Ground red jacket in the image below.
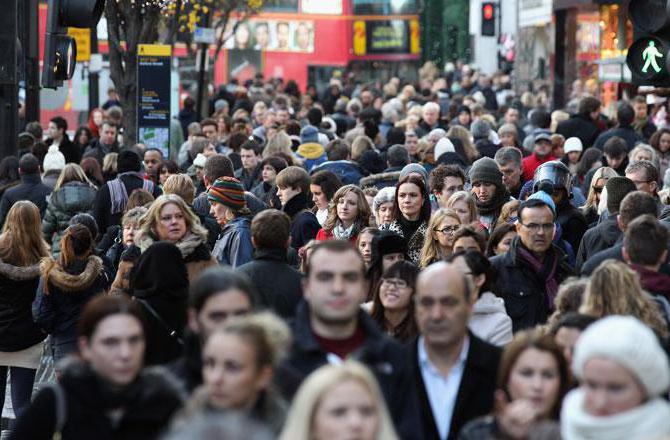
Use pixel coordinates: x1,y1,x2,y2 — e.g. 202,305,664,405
316,228,358,242
522,153,556,182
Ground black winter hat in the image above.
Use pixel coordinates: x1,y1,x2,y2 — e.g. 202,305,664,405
117,149,142,173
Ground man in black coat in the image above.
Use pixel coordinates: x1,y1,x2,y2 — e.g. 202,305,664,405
556,96,603,148
593,103,643,151
47,116,81,164
0,154,51,227
280,241,422,439
491,199,573,331
576,176,636,271
238,210,302,320
276,166,320,251
83,121,120,166
93,150,162,233
410,261,501,440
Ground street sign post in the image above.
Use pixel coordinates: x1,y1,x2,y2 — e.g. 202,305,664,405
137,44,172,158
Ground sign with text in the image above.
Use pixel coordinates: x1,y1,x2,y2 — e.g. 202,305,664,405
352,20,419,55
68,28,91,61
137,44,171,158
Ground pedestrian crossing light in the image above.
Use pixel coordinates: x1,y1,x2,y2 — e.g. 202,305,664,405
42,0,105,89
626,0,670,86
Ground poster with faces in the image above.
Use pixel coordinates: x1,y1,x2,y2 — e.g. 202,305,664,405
225,20,314,53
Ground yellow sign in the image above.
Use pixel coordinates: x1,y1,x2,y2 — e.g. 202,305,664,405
410,19,420,55
68,28,90,62
138,44,172,57
353,21,366,55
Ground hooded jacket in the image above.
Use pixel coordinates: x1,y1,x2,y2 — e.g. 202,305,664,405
469,292,513,347
32,256,108,348
0,258,45,352
42,182,97,257
295,143,327,172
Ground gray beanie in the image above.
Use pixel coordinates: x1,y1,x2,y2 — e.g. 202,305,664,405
468,157,503,188
399,163,429,184
471,120,492,140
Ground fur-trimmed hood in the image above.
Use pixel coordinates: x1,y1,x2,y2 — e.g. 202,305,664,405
40,255,104,292
135,229,208,260
0,258,41,282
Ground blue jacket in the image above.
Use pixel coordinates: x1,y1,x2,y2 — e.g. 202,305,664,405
212,216,254,268
310,160,367,185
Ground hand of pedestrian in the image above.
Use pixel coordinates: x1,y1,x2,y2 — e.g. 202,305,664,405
494,390,541,440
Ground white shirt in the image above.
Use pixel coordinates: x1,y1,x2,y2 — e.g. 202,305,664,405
418,335,470,440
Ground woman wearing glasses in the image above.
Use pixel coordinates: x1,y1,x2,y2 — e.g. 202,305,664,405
419,208,461,268
580,166,616,226
369,261,420,343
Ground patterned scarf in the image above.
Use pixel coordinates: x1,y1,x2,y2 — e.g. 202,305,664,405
516,243,559,309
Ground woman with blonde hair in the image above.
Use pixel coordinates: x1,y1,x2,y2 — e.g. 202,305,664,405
316,185,370,242
173,312,291,435
446,190,478,225
419,208,461,267
135,194,216,281
580,166,617,225
42,163,97,257
263,130,293,159
280,361,398,440
447,125,479,164
580,259,668,338
0,202,50,420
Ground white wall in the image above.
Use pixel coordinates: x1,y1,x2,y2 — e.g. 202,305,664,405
469,0,499,74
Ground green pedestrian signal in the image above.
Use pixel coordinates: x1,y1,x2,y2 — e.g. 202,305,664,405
642,40,664,73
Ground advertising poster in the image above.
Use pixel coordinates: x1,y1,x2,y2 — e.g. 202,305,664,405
137,44,171,158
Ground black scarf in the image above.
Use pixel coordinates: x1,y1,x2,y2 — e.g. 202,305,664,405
476,185,510,216
399,215,422,240
282,192,311,218
60,362,143,410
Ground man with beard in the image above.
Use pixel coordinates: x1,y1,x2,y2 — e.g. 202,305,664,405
468,157,511,232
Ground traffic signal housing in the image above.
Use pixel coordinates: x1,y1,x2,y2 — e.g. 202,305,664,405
626,0,670,87
42,0,104,89
481,2,496,37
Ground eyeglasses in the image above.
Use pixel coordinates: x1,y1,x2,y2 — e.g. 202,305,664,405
381,278,408,289
630,179,652,186
435,225,460,234
519,222,554,232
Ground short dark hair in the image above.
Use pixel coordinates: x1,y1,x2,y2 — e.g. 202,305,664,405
625,214,668,266
190,266,258,312
204,154,234,181
18,153,39,174
625,160,659,183
50,116,67,132
78,294,146,340
276,166,310,194
69,213,99,242
617,103,635,127
200,118,217,130
307,107,323,126
549,312,597,335
251,209,291,249
578,96,601,117
387,144,410,167
486,223,516,257
240,139,263,156
325,139,351,161
452,225,487,253
310,170,342,201
518,198,556,222
619,191,659,228
260,156,288,174
228,132,249,153
429,164,465,194
445,250,495,294
307,240,365,277
603,137,628,158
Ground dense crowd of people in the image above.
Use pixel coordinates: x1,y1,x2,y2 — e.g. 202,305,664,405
1,65,670,439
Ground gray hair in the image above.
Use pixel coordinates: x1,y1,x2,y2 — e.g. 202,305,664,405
373,186,396,212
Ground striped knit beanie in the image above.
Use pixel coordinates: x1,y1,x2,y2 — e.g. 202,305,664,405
207,177,246,210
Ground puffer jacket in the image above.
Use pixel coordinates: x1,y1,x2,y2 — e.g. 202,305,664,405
0,258,45,351
42,182,97,257
212,216,254,268
32,256,109,350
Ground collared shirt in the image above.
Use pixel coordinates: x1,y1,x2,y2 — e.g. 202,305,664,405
418,335,470,440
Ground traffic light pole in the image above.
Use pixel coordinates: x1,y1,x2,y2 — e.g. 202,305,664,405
0,0,19,158
24,0,40,124
89,25,100,112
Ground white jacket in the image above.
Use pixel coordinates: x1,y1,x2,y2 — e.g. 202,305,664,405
469,292,513,346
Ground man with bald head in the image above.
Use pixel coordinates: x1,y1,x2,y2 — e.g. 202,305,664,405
410,262,501,440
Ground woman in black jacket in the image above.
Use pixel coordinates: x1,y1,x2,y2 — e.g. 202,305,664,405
11,294,184,440
33,224,109,364
0,201,50,420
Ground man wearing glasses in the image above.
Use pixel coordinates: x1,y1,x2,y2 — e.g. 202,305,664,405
625,160,661,203
490,198,574,332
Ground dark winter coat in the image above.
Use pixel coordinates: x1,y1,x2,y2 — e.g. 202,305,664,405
9,361,184,440
282,192,320,251
192,190,267,219
0,258,45,351
237,248,303,320
280,302,423,440
475,139,499,159
593,125,643,152
409,333,501,440
0,173,52,227
82,139,120,166
234,164,262,191
556,201,589,256
311,160,367,185
42,182,97,257
93,173,162,233
251,181,280,209
212,216,254,268
48,136,82,164
575,216,621,272
32,256,109,351
490,237,574,332
555,114,602,149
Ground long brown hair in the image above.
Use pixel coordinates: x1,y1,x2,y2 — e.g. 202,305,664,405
497,330,570,419
323,185,371,233
0,201,49,266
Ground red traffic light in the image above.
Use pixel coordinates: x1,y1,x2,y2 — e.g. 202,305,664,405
483,4,494,20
